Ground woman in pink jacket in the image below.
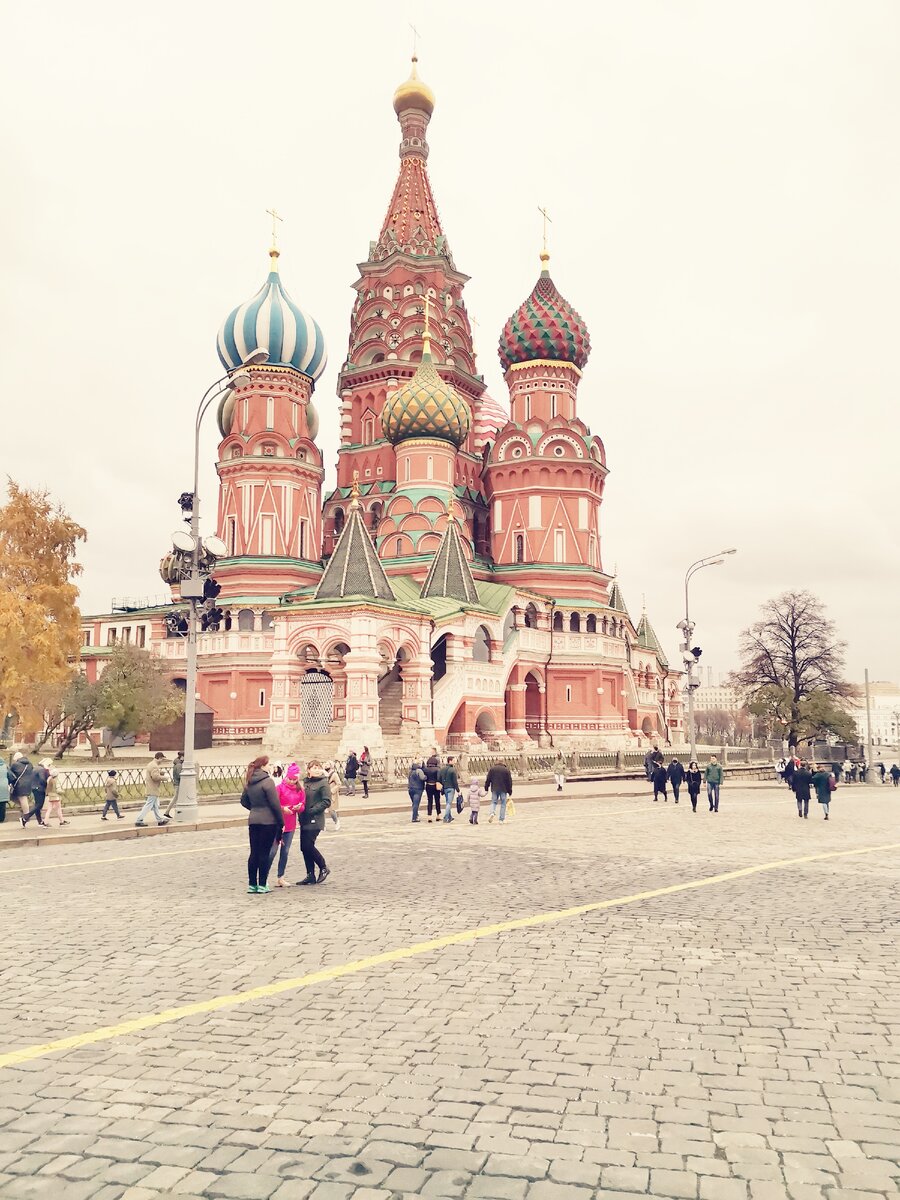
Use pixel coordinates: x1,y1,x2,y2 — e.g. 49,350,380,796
273,763,305,887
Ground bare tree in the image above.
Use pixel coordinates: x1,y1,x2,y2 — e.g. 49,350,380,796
731,590,854,749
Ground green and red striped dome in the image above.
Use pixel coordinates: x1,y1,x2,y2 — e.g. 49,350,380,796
498,259,591,371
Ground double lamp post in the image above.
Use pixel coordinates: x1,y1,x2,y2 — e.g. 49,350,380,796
678,549,737,763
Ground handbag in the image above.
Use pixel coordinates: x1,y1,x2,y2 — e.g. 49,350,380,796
507,798,516,818
456,795,463,814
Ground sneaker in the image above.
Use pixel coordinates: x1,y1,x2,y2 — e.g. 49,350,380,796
135,822,146,827
334,817,341,830
257,885,270,893
117,815,125,819
20,816,26,827
296,876,316,886
101,816,108,821
428,818,432,823
316,867,331,884
60,820,70,826
275,877,285,887
488,813,494,823
247,885,258,894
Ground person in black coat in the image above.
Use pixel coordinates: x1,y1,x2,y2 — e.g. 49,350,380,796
651,761,668,802
792,762,813,818
240,756,283,893
685,761,702,812
423,752,442,822
784,756,796,790
297,761,332,885
485,762,513,823
9,753,34,826
667,758,685,804
344,752,359,796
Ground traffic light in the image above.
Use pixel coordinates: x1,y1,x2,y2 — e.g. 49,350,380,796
200,606,224,632
203,576,221,601
691,646,702,659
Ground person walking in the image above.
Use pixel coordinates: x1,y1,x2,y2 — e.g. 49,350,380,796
135,752,171,827
783,755,796,791
42,766,66,826
485,760,513,823
164,751,184,818
343,751,359,796
322,760,342,830
811,763,835,820
667,757,685,804
685,761,702,812
841,757,853,784
240,755,282,893
890,763,900,787
552,751,566,793
0,754,9,823
467,777,484,824
408,761,426,822
705,755,723,812
643,744,662,780
793,761,813,818
359,747,371,798
651,760,668,802
423,751,442,822
776,757,786,784
296,759,332,885
101,770,124,820
878,761,886,783
23,758,52,826
272,763,305,887
440,755,459,823
9,752,35,825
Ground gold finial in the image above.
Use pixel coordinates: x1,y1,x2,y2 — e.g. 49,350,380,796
266,207,283,268
409,22,420,58
350,470,361,505
422,294,432,357
538,205,552,266
446,493,460,523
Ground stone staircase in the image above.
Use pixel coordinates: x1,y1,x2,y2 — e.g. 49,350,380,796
378,669,403,737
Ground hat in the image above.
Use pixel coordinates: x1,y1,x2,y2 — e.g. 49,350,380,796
11,751,22,762
154,751,166,760
286,762,301,780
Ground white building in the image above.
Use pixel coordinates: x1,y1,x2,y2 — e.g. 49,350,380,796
849,681,900,748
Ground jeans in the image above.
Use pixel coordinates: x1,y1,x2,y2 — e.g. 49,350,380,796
136,795,165,824
362,778,369,797
269,828,294,878
688,789,699,811
102,797,121,818
426,784,441,817
707,783,720,811
24,792,47,824
300,827,326,877
345,778,357,795
410,790,423,821
469,809,479,824
553,772,564,790
442,788,456,821
796,795,810,817
248,824,277,887
164,783,180,817
671,782,681,802
490,791,509,821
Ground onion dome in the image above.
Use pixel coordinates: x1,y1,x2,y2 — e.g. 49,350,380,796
393,55,435,115
498,253,591,371
473,390,509,451
217,249,327,383
382,330,471,448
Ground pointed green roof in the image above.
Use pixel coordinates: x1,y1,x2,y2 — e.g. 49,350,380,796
608,580,630,615
636,612,669,669
315,494,395,602
420,514,479,604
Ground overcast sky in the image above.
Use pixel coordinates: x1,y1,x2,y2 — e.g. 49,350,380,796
3,1,897,684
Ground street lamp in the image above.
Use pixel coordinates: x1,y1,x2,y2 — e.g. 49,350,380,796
175,350,268,824
678,549,737,762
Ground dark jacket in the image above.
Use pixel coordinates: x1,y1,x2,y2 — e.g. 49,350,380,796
31,764,50,797
792,768,813,802
9,758,33,798
407,765,426,796
485,763,513,796
423,756,440,785
439,763,459,792
240,768,283,828
686,769,702,794
344,754,358,779
667,761,685,786
811,770,832,804
301,774,332,831
651,764,667,789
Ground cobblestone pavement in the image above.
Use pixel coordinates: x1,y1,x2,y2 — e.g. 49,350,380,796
1,783,898,1199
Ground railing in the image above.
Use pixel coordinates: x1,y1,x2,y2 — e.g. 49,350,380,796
56,763,246,804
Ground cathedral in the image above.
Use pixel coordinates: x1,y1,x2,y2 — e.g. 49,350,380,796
81,58,683,757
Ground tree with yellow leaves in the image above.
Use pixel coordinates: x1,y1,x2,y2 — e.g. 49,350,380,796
0,482,86,726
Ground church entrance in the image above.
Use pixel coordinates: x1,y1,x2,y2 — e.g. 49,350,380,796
300,669,333,735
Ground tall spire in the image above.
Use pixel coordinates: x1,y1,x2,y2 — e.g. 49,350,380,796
420,499,479,604
315,475,395,602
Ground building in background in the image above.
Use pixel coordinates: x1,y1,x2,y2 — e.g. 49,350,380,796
80,59,682,756
848,681,900,748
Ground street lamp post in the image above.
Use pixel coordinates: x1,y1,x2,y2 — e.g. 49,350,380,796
678,549,737,763
175,352,267,823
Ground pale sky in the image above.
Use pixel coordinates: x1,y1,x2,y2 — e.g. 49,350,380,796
3,1,898,684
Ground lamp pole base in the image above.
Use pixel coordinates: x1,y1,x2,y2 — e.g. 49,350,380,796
174,770,200,824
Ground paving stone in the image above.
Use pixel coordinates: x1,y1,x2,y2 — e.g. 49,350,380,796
484,1153,550,1180
601,1165,651,1192
651,1168,701,1197
205,1173,284,1198
468,1176,530,1200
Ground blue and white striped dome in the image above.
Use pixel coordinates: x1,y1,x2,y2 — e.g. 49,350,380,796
217,251,327,384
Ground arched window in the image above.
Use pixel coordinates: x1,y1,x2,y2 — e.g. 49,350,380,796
333,508,345,537
472,625,492,662
369,501,383,532
426,455,434,480
363,416,375,444
404,458,411,482
395,537,403,557
260,611,274,631
601,616,608,635
524,602,538,629
569,612,581,633
553,611,564,632
237,609,255,632
514,534,525,563
586,614,597,633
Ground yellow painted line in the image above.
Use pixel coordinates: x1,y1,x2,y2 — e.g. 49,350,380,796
1,838,896,1071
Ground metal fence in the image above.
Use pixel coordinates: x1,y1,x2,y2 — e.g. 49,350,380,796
55,763,245,805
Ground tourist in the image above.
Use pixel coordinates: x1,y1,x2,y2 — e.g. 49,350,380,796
9,752,34,825
793,760,813,819
0,754,9,823
164,751,184,818
271,761,284,780
440,755,459,823
42,766,66,826
776,757,786,783
784,755,796,791
811,762,835,820
135,752,171,827
296,758,332,885
685,761,702,812
102,770,123,820
485,760,513,823
23,757,51,827
424,750,442,822
643,744,662,780
467,777,484,824
841,757,853,784
359,747,370,798
272,762,304,887
705,755,723,812
878,761,886,783
323,760,342,830
343,751,359,795
407,761,426,822
552,751,566,793
240,755,282,893
667,756,684,804
859,761,868,783
890,764,900,787
651,760,668,803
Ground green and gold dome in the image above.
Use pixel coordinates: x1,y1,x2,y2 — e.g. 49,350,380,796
382,334,471,448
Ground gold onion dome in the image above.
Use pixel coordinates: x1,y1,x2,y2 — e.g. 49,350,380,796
393,56,435,115
382,337,471,448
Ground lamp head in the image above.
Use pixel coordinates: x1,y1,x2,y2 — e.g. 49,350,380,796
243,348,269,366
227,370,252,390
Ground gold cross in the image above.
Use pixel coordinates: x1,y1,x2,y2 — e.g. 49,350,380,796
409,22,420,57
538,205,552,254
266,207,283,248
350,470,361,502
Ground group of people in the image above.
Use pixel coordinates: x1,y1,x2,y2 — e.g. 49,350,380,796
778,755,837,818
340,749,371,797
0,751,67,826
241,754,335,893
644,745,724,812
406,752,513,825
780,757,898,787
